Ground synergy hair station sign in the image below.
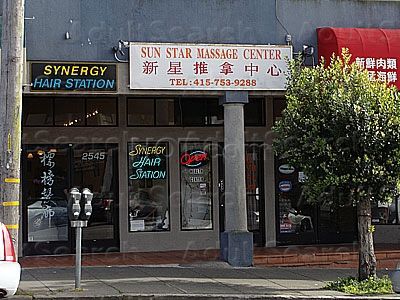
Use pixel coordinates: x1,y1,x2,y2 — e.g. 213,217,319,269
31,63,117,92
129,43,292,90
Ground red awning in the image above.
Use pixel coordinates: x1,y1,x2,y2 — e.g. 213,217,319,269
317,27,400,89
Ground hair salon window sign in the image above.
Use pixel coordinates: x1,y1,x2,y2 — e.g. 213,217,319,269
127,143,169,232
31,63,117,92
180,143,213,230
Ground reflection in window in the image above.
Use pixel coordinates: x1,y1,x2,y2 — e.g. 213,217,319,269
244,98,265,126
126,97,265,127
86,98,117,126
180,142,213,230
207,99,224,125
178,98,207,126
372,199,399,225
54,97,85,126
127,142,169,232
23,97,53,126
156,99,175,125
273,98,286,124
127,99,154,125
22,97,118,127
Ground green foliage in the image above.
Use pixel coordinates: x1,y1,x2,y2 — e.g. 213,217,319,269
325,275,393,295
273,49,400,204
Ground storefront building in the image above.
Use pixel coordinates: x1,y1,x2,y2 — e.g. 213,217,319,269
14,0,400,256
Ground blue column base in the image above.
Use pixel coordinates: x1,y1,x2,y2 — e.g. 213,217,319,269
220,231,253,267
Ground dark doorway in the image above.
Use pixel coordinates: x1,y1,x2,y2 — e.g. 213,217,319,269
218,143,265,246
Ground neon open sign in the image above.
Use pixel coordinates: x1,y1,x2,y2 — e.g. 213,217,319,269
180,150,209,168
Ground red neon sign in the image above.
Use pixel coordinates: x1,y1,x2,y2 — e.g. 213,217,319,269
180,150,208,168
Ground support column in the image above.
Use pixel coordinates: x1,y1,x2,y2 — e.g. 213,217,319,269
220,91,253,267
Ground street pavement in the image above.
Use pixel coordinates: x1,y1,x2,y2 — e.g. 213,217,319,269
11,263,400,299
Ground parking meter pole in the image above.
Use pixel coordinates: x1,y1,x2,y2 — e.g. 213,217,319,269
68,187,92,290
75,225,82,289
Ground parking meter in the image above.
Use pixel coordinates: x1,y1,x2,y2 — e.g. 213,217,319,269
80,188,93,221
67,187,92,289
68,188,81,221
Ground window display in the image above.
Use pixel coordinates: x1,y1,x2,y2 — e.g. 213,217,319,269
128,142,169,232
180,142,213,230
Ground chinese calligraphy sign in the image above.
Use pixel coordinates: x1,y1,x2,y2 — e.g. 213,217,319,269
40,151,56,200
130,43,292,90
355,57,398,86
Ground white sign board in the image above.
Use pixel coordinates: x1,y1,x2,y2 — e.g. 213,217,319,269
129,43,292,90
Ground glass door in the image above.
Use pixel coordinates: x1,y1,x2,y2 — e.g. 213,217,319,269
245,144,265,246
23,145,71,256
72,144,119,253
22,143,119,256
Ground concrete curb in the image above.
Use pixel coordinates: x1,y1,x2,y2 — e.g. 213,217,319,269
14,294,400,300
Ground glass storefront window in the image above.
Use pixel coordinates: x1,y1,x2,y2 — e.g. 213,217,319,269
273,98,286,124
206,99,224,125
180,142,213,230
23,97,54,126
24,146,69,242
372,199,399,225
244,98,265,126
22,97,118,127
126,97,264,127
156,99,175,126
86,98,117,126
127,142,169,232
178,98,207,126
54,97,85,126
127,98,155,125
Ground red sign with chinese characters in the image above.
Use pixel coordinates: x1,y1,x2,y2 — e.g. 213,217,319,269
130,43,292,90
317,27,400,89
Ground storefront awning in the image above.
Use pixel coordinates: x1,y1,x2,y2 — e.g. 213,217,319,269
317,27,400,89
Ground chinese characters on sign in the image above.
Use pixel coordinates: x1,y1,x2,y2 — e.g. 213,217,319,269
40,151,56,200
355,57,398,84
130,43,292,90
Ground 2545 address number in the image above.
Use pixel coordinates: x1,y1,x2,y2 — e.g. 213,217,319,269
82,152,106,160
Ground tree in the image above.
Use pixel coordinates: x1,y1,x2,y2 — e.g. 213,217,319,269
273,49,400,280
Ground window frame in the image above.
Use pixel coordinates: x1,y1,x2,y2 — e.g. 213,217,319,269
126,97,265,127
22,96,118,127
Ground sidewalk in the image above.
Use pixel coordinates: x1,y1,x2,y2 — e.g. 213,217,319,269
13,263,400,299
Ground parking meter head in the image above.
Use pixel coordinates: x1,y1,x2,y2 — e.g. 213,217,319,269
68,188,81,220
80,188,93,221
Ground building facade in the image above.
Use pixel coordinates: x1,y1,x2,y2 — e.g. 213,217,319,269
3,0,400,256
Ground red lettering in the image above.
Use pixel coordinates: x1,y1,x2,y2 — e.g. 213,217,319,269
180,151,208,166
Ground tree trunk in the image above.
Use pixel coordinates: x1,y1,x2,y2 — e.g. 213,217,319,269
357,199,377,280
